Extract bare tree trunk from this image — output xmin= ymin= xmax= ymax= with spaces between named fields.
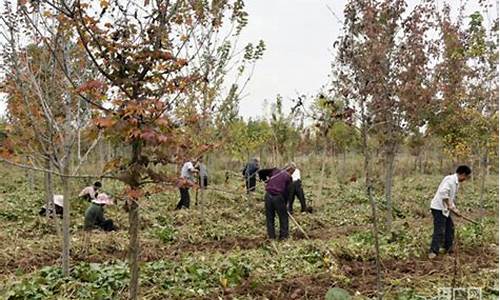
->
xmin=479 ymin=150 xmax=487 ymax=218
xmin=200 ymin=176 xmax=205 ymax=223
xmin=44 ymin=158 xmax=59 ymax=235
xmin=129 ymin=140 xmax=141 ymax=300
xmin=361 ymin=104 xmax=382 ymax=300
xmin=128 ymin=200 xmax=140 ymax=300
xmin=61 ymin=166 xmax=71 ymax=276
xmin=77 ymin=99 xmax=81 ymax=162
xmin=44 ymin=160 xmax=52 ymax=217
xmin=316 ymin=141 xmax=328 ymax=205
xmin=384 ymin=149 xmax=396 ymax=231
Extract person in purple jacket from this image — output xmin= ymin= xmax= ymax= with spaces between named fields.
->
xmin=264 ymin=163 xmax=296 ymax=240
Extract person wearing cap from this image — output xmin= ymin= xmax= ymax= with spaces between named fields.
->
xmin=287 ymin=163 xmax=308 ymax=214
xmin=242 ymin=157 xmax=260 ymax=194
xmin=264 ymin=164 xmax=296 ymax=240
xmin=428 ymin=165 xmax=472 ymax=259
xmin=39 ymin=194 xmax=64 ymax=218
xmin=79 ymin=181 xmax=102 ymax=202
xmin=84 ymin=193 xmax=116 ymax=231
xmin=175 ymin=159 xmax=198 ymax=210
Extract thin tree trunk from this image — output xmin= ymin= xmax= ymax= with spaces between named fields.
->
xmin=61 ymin=167 xmax=70 ymax=277
xmin=479 ymin=150 xmax=487 ymax=218
xmin=361 ymin=103 xmax=382 ymax=300
xmin=128 ymin=200 xmax=140 ymax=300
xmin=316 ymin=141 xmax=328 ymax=204
xmin=44 ymin=158 xmax=59 ymax=237
xmin=45 ymin=159 xmax=52 ymax=217
xmin=128 ymin=140 xmax=142 ymax=300
xmin=200 ymin=176 xmax=205 ymax=223
xmin=384 ymin=149 xmax=395 ymax=231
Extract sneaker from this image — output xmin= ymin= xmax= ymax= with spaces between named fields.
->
xmin=428 ymin=252 xmax=437 ymax=259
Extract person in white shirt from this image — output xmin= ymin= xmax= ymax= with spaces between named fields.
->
xmin=287 ymin=162 xmax=309 ymax=214
xmin=79 ymin=181 xmax=102 ymax=202
xmin=39 ymin=195 xmax=64 ymax=218
xmin=429 ymin=165 xmax=471 ymax=259
xmin=175 ymin=159 xmax=198 ymax=210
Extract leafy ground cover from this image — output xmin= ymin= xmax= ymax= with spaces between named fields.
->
xmin=0 ymin=167 xmax=498 ymax=299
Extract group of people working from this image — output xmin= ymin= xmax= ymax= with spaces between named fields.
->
xmin=175 ymin=157 xmax=208 ymax=210
xmin=174 ymin=157 xmax=309 ymax=240
xmin=37 ymin=154 xmax=473 ymax=259
xmin=39 ymin=181 xmax=116 ymax=232
xmin=249 ymin=158 xmax=474 ymax=258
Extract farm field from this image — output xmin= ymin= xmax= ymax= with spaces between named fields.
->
xmin=0 ymin=166 xmax=497 ymax=299
xmin=0 ymin=0 xmax=498 ymax=299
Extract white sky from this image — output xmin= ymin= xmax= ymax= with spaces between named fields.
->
xmin=236 ymin=0 xmax=496 ymax=119
xmin=0 ymin=0 xmax=495 ymax=119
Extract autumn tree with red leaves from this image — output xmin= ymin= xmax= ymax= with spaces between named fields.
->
xmin=4 ymin=0 xmax=263 ymax=298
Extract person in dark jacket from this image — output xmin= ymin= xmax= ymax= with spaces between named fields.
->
xmin=257 ymin=167 xmax=276 ymax=183
xmin=264 ymin=164 xmax=295 ymax=240
xmin=242 ymin=157 xmax=260 ymax=193
xmin=84 ymin=193 xmax=116 ymax=231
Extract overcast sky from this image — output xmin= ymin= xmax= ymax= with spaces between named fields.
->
xmin=236 ymin=0 xmax=496 ymax=119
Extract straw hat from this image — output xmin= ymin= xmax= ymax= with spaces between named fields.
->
xmin=53 ymin=195 xmax=64 ymax=207
xmin=91 ymin=193 xmax=113 ymax=205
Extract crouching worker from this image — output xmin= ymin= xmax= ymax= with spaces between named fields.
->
xmin=79 ymin=181 xmax=102 ymax=202
xmin=84 ymin=193 xmax=116 ymax=231
xmin=264 ymin=163 xmax=295 ymax=240
xmin=39 ymin=194 xmax=64 ymax=218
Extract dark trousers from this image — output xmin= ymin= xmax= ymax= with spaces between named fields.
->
xmin=99 ymin=219 xmax=116 ymax=231
xmin=288 ymin=180 xmax=307 ymax=213
xmin=39 ymin=205 xmax=63 ymax=218
xmin=430 ymin=209 xmax=454 ymax=254
xmin=245 ymin=177 xmax=256 ymax=193
xmin=265 ymin=192 xmax=289 ymax=240
xmin=199 ymin=176 xmax=208 ymax=188
xmin=176 ymin=188 xmax=190 ymax=209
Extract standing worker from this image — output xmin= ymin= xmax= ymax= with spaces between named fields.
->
xmin=195 ymin=158 xmax=208 ymax=205
xmin=264 ymin=164 xmax=296 ymax=240
xmin=287 ymin=163 xmax=309 ymax=214
xmin=428 ymin=165 xmax=471 ymax=259
xmin=242 ymin=157 xmax=260 ymax=194
xmin=176 ymin=159 xmax=197 ymax=210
